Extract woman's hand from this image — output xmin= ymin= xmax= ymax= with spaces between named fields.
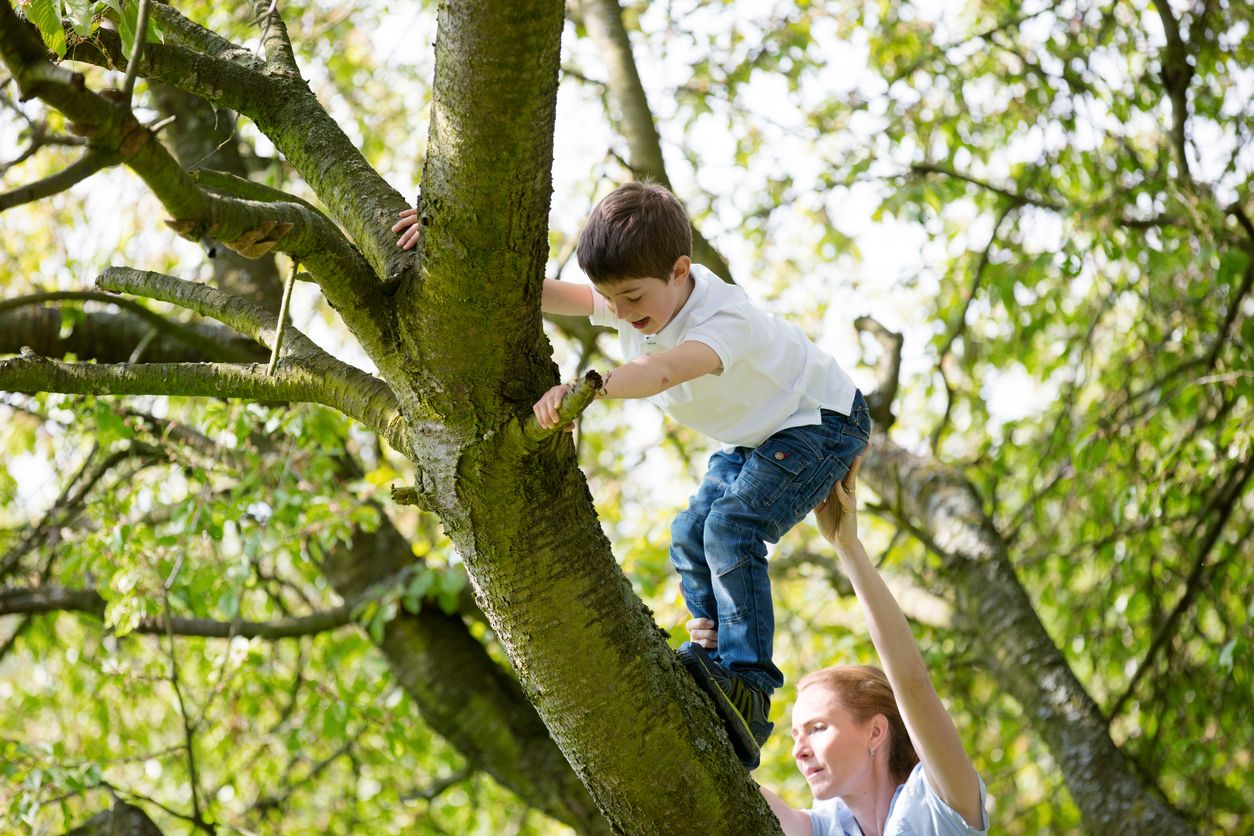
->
xmin=685 ymin=617 xmax=717 ymax=650
xmin=393 ymin=208 xmax=422 ymax=250
xmin=814 ymin=454 xmax=863 ymax=553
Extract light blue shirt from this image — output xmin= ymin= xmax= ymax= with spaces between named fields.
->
xmin=803 ymin=764 xmax=988 ymax=836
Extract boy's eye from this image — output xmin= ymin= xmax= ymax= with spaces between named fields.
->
xmin=625 ymin=296 xmax=641 ymax=303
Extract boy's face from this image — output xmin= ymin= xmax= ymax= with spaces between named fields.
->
xmin=595 ymin=257 xmax=692 ymax=336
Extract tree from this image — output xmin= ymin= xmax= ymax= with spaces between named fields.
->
xmin=1 ymin=0 xmax=1249 ymax=833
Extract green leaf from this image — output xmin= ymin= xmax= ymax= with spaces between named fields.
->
xmin=25 ymin=0 xmax=67 ymax=58
xmin=63 ymin=0 xmax=92 ymax=36
xmin=93 ymin=401 xmax=133 ymax=444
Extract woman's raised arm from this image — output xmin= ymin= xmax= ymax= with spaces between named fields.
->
xmin=814 ymin=457 xmax=984 ymax=829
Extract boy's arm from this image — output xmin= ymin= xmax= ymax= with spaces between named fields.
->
xmin=532 ymin=340 xmax=721 ymax=429
xmin=542 ymin=279 xmax=594 ymax=317
xmin=598 ymin=340 xmax=721 ymax=399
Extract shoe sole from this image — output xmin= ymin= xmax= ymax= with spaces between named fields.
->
xmin=677 ymin=642 xmax=760 ymax=769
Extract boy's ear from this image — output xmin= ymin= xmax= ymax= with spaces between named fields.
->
xmin=671 ymin=255 xmax=692 ymax=281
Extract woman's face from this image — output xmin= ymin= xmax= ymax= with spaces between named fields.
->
xmin=790 ymin=685 xmax=875 ymax=800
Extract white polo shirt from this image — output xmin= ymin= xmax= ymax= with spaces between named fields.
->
xmin=804 ymin=763 xmax=989 ymax=836
xmin=590 ymin=264 xmax=857 ymax=448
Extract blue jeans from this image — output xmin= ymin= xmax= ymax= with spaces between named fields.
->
xmin=670 ymin=391 xmax=871 ymax=694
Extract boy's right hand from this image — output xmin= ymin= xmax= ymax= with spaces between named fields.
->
xmin=533 ymin=383 xmax=575 ymax=431
xmin=392 ymin=208 xmax=421 ymax=250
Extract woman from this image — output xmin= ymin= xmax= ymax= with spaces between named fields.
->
xmin=687 ymin=457 xmax=988 ymax=836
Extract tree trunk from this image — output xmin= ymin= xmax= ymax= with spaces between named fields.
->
xmin=392 ymin=2 xmax=781 ymax=831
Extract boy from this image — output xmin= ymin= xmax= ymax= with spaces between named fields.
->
xmin=396 ymin=182 xmax=870 ymax=768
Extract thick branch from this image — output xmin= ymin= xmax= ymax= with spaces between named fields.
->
xmin=59 ymin=22 xmax=412 ymax=374
xmin=96 ymin=267 xmax=322 ymax=358
xmin=248 ymin=0 xmax=299 ymax=73
xmin=0 ymin=306 xmax=263 ymax=364
xmin=0 ymin=291 xmax=256 ymax=362
xmin=861 ymin=438 xmax=1195 ymax=833
xmin=147 ymin=3 xmax=263 ymax=70
xmin=0 ymin=352 xmax=409 ymax=455
xmin=0 ymin=9 xmax=378 ymax=315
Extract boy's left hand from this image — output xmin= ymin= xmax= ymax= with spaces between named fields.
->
xmin=533 ymin=383 xmax=575 ymax=432
xmin=393 ymin=208 xmax=421 ymax=250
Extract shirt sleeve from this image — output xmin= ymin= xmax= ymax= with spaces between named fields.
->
xmin=915 ymin=766 xmax=989 ymax=835
xmin=683 ymin=304 xmax=756 ymax=375
xmin=801 ymin=806 xmax=836 ymax=836
xmin=590 ymin=291 xmax=616 ymax=328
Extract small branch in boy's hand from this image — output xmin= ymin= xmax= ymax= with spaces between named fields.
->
xmin=523 ymin=369 xmax=603 ymax=446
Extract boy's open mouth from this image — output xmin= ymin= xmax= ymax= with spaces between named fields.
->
xmin=631 ymin=317 xmax=650 ymax=329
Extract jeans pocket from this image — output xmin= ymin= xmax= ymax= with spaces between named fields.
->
xmin=732 ymin=433 xmax=815 ymax=511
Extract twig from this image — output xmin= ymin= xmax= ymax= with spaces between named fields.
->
xmin=161 ymin=592 xmax=211 ymax=832
xmin=268 ymin=259 xmax=299 ymax=375
xmin=121 ymin=0 xmax=154 ymax=103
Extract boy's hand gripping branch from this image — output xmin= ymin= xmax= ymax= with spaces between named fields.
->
xmin=524 ymin=369 xmax=605 ymax=444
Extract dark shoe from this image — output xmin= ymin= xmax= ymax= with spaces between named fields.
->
xmin=677 ymin=642 xmax=773 ymax=768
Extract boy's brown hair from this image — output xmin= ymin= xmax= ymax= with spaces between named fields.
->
xmin=576 ymin=181 xmax=692 ymax=284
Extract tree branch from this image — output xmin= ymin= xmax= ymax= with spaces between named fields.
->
xmin=573 ymin=0 xmax=733 ymax=282
xmin=147 ymin=3 xmax=264 ymax=71
xmin=0 ymin=351 xmax=409 ymax=455
xmin=1 ymin=15 xmax=391 ymax=351
xmin=96 ymin=268 xmax=322 ymax=359
xmin=0 ymin=290 xmax=257 ymax=362
xmin=0 ymin=585 xmax=361 ymax=639
xmin=57 ymin=20 xmax=413 ymax=374
xmin=1149 ymin=0 xmax=1193 ymax=182
xmin=521 ymin=369 xmax=602 ymax=446
xmin=0 ymin=148 xmax=116 ymax=210
xmin=249 ymin=0 xmax=299 ymax=74
xmin=854 ymin=316 xmax=902 ymax=430
xmin=0 ymin=305 xmax=263 ymax=364
xmin=861 ymin=437 xmax=1195 ymax=832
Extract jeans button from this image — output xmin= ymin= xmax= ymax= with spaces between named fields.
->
xmin=774 ymin=452 xmax=785 ymax=460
